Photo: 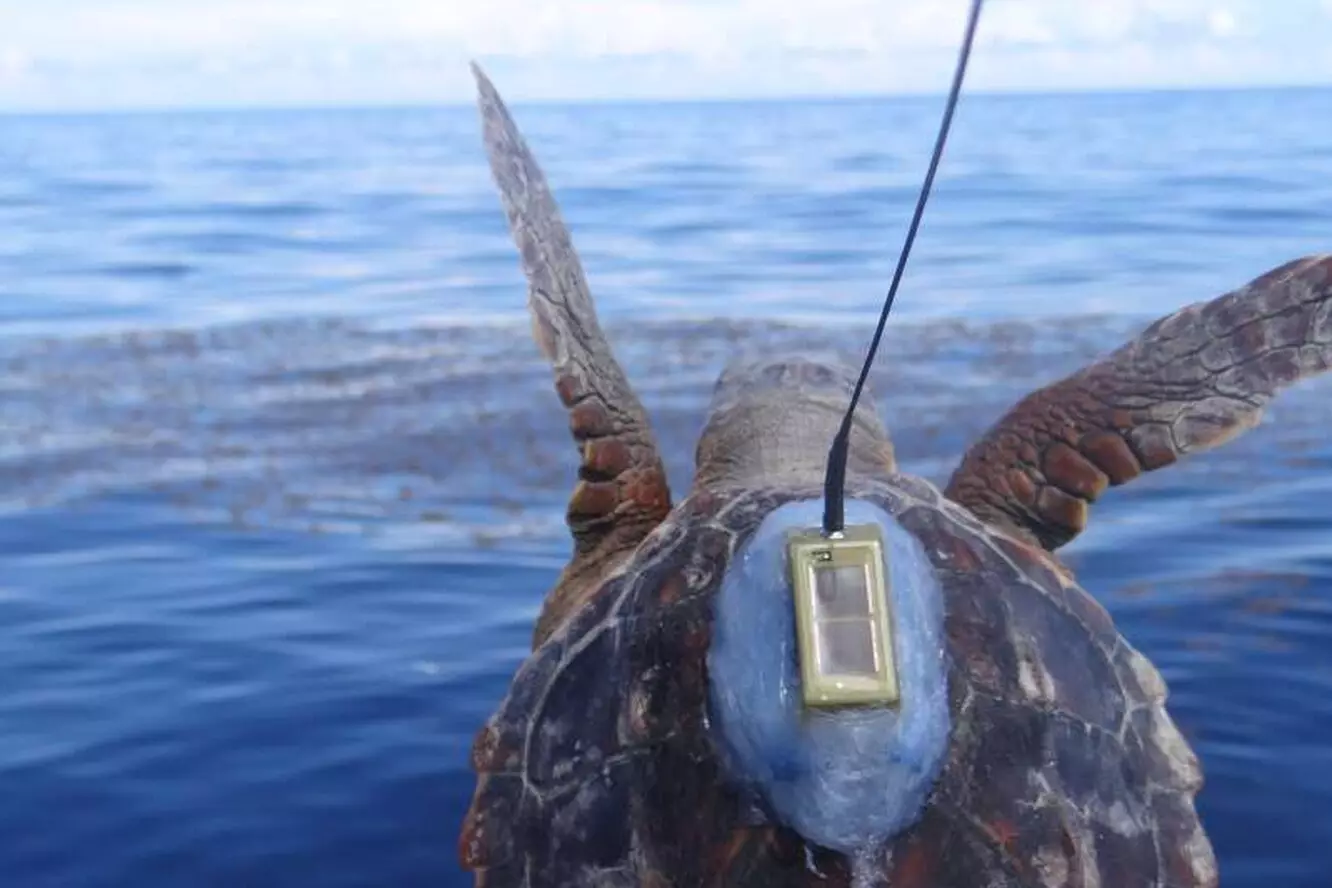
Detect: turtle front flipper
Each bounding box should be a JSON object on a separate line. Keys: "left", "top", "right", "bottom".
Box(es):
{"left": 945, "top": 254, "right": 1332, "bottom": 550}
{"left": 472, "top": 65, "right": 672, "bottom": 646}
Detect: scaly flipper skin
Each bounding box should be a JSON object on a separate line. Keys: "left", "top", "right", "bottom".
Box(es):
{"left": 945, "top": 255, "right": 1332, "bottom": 550}
{"left": 472, "top": 64, "right": 673, "bottom": 646}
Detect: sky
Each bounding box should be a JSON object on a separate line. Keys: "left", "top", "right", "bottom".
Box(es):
{"left": 1, "top": 0, "right": 1331, "bottom": 111}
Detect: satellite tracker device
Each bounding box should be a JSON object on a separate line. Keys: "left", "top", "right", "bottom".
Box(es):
{"left": 788, "top": 0, "right": 983, "bottom": 710}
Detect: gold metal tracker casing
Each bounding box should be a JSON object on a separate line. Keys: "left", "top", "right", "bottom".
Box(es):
{"left": 788, "top": 524, "right": 900, "bottom": 709}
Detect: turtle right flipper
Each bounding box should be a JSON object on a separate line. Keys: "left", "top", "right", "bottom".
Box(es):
{"left": 945, "top": 254, "right": 1332, "bottom": 551}
{"left": 472, "top": 65, "right": 672, "bottom": 647}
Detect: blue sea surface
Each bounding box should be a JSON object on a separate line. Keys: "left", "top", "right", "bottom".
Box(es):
{"left": 2, "top": 86, "right": 1332, "bottom": 886}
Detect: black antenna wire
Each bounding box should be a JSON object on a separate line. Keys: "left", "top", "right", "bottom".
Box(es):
{"left": 821, "top": 0, "right": 985, "bottom": 537}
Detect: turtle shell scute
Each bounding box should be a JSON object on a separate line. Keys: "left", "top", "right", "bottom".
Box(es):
{"left": 886, "top": 470, "right": 946, "bottom": 509}
{"left": 1151, "top": 792, "right": 1218, "bottom": 888}
{"left": 559, "top": 571, "right": 631, "bottom": 648}
{"left": 471, "top": 634, "right": 569, "bottom": 775}
{"left": 459, "top": 773, "right": 527, "bottom": 871}
{"left": 934, "top": 691, "right": 1050, "bottom": 831}
{"left": 1127, "top": 705, "right": 1203, "bottom": 793}
{"left": 898, "top": 501, "right": 1028, "bottom": 583}
{"left": 714, "top": 485, "right": 801, "bottom": 535}
{"left": 527, "top": 760, "right": 638, "bottom": 887}
{"left": 876, "top": 476, "right": 1213, "bottom": 888}
{"left": 1001, "top": 575, "right": 1127, "bottom": 729}
{"left": 991, "top": 533, "right": 1120, "bottom": 650}
{"left": 617, "top": 523, "right": 732, "bottom": 620}
{"left": 619, "top": 596, "right": 713, "bottom": 747}
{"left": 937, "top": 567, "right": 1025, "bottom": 701}
{"left": 529, "top": 624, "right": 627, "bottom": 787}
{"left": 883, "top": 803, "right": 1025, "bottom": 888}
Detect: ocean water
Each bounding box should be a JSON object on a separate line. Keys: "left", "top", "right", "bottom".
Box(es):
{"left": 3, "top": 86, "right": 1332, "bottom": 886}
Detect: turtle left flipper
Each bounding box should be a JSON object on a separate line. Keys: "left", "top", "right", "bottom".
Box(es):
{"left": 945, "top": 254, "right": 1332, "bottom": 551}
{"left": 472, "top": 64, "right": 672, "bottom": 646}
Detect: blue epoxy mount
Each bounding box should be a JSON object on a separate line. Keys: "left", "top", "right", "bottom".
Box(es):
{"left": 707, "top": 498, "right": 950, "bottom": 854}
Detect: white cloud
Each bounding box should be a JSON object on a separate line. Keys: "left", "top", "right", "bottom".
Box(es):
{"left": 0, "top": 0, "right": 1329, "bottom": 109}
{"left": 1208, "top": 9, "right": 1239, "bottom": 36}
{"left": 0, "top": 47, "right": 30, "bottom": 80}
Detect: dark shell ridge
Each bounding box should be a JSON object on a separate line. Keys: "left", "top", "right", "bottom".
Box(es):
{"left": 461, "top": 477, "right": 1216, "bottom": 888}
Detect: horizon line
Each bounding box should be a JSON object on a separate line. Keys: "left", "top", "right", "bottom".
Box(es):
{"left": 1, "top": 79, "right": 1329, "bottom": 119}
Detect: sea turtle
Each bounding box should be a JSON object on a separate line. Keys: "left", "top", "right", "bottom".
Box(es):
{"left": 458, "top": 63, "right": 1332, "bottom": 888}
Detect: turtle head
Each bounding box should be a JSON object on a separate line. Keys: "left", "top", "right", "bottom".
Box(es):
{"left": 693, "top": 355, "right": 896, "bottom": 491}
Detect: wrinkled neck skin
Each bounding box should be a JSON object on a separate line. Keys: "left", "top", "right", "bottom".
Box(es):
{"left": 692, "top": 357, "right": 897, "bottom": 492}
